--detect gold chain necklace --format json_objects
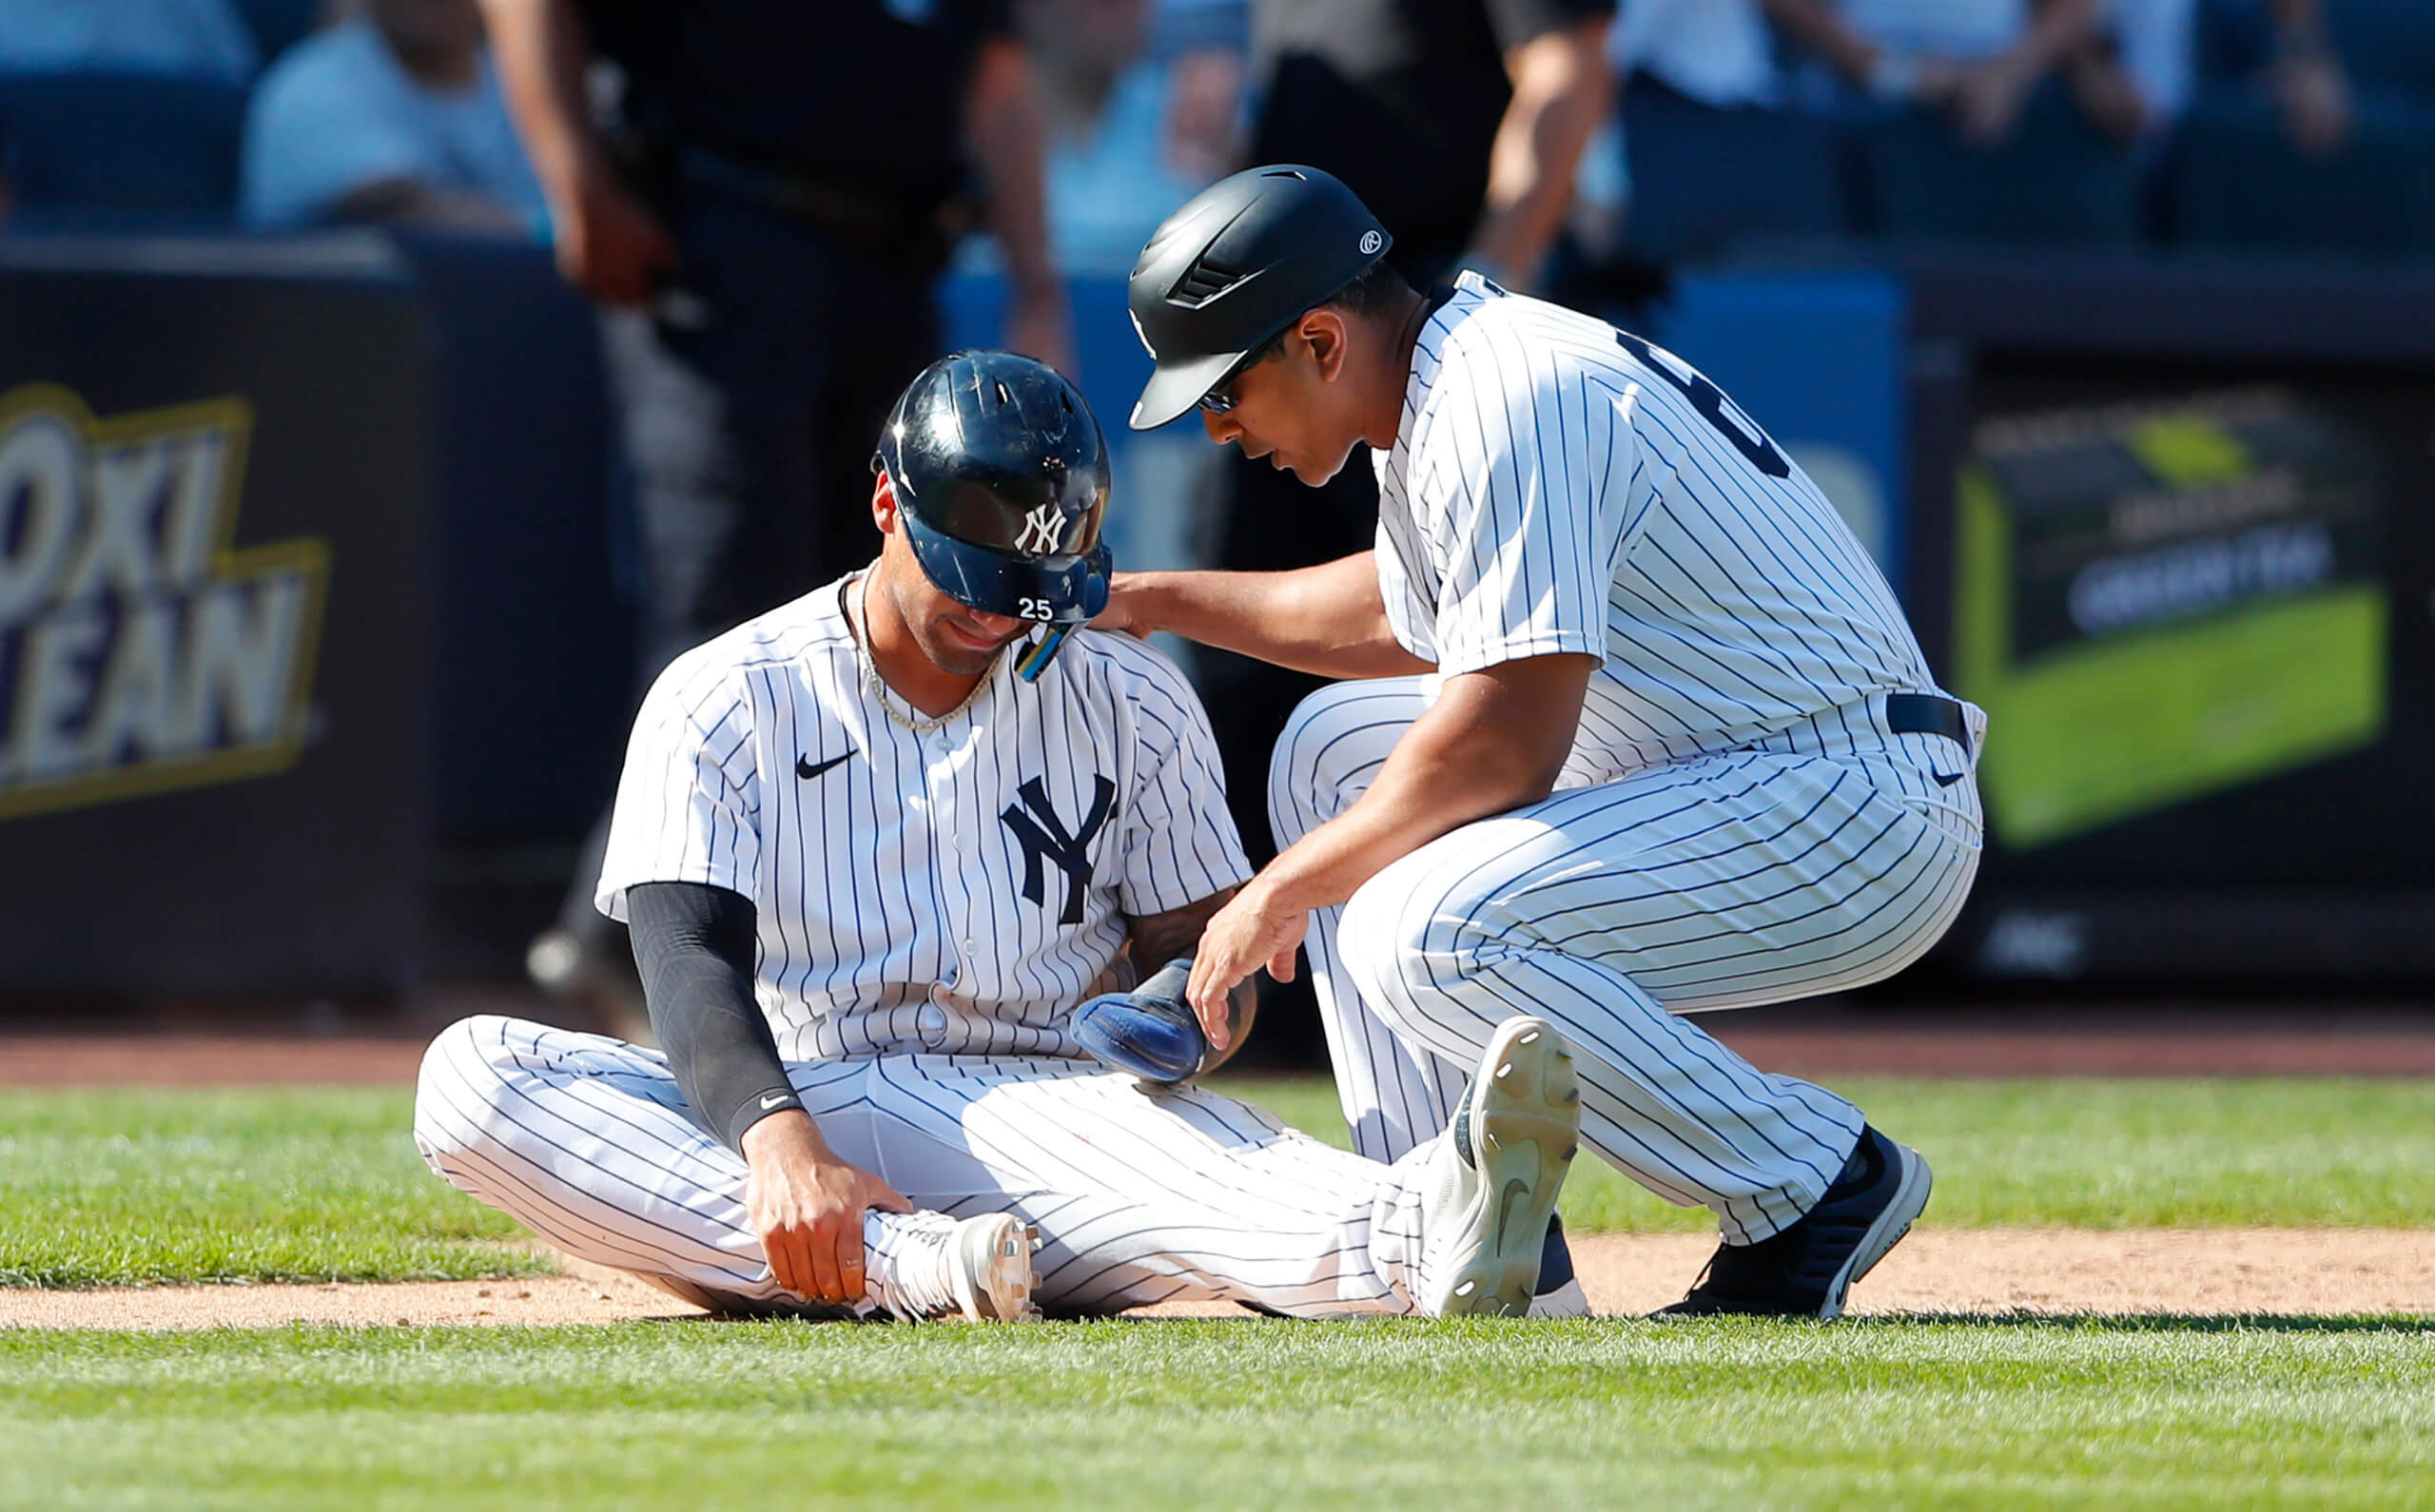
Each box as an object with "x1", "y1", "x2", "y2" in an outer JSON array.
[{"x1": 847, "y1": 573, "x2": 997, "y2": 734}]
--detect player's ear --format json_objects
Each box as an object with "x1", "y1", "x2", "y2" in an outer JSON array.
[
  {"x1": 871, "y1": 468, "x2": 899, "y2": 533},
  {"x1": 1304, "y1": 310, "x2": 1349, "y2": 383}
]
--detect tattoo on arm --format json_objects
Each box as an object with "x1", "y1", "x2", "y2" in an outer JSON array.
[{"x1": 1126, "y1": 888, "x2": 1259, "y2": 1072}]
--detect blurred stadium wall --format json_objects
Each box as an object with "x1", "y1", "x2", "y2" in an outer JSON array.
[{"x1": 0, "y1": 234, "x2": 2429, "y2": 999}]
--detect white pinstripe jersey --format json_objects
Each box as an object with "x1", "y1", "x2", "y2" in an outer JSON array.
[
  {"x1": 596, "y1": 574, "x2": 1251, "y2": 1062},
  {"x1": 1374, "y1": 273, "x2": 1947, "y2": 780}
]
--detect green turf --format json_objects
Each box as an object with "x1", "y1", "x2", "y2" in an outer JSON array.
[
  {"x1": 0, "y1": 1089, "x2": 542, "y2": 1288},
  {"x1": 3, "y1": 1320, "x2": 2430, "y2": 1510},
  {"x1": 1235, "y1": 1074, "x2": 2435, "y2": 1232},
  {"x1": 4, "y1": 1077, "x2": 2430, "y2": 1287}
]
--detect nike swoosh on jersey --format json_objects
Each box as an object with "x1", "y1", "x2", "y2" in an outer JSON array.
[
  {"x1": 797, "y1": 749, "x2": 854, "y2": 780},
  {"x1": 1931, "y1": 770, "x2": 1964, "y2": 787}
]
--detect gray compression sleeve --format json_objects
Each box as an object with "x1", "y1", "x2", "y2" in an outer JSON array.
[{"x1": 625, "y1": 882, "x2": 801, "y2": 1153}]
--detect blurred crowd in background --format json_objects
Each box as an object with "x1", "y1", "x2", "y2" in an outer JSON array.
[
  {"x1": 0, "y1": 0, "x2": 2425, "y2": 257},
  {"x1": 2, "y1": 1, "x2": 2429, "y2": 261},
  {"x1": 3, "y1": 0, "x2": 2429, "y2": 1019}
]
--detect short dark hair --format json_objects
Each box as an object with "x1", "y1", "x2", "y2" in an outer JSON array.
[
  {"x1": 1318, "y1": 259, "x2": 1412, "y2": 320},
  {"x1": 1233, "y1": 259, "x2": 1412, "y2": 381}
]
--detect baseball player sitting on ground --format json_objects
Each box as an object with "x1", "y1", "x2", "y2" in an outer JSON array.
[
  {"x1": 415, "y1": 351, "x2": 1581, "y2": 1321},
  {"x1": 1104, "y1": 166, "x2": 1987, "y2": 1319}
]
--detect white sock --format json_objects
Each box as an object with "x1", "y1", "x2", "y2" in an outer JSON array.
[{"x1": 860, "y1": 1209, "x2": 965, "y2": 1321}]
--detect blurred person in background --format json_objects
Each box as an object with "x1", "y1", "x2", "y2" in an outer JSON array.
[
  {"x1": 1765, "y1": 0, "x2": 2106, "y2": 145},
  {"x1": 1179, "y1": 0, "x2": 1614, "y2": 929},
  {"x1": 1609, "y1": 0, "x2": 1779, "y2": 119},
  {"x1": 2067, "y1": 0, "x2": 2353, "y2": 150},
  {"x1": 1158, "y1": 0, "x2": 1249, "y2": 187},
  {"x1": 0, "y1": 0, "x2": 259, "y2": 85},
  {"x1": 242, "y1": 0, "x2": 547, "y2": 232},
  {"x1": 481, "y1": 0, "x2": 1067, "y2": 1032},
  {"x1": 1247, "y1": 0, "x2": 1614, "y2": 291},
  {"x1": 1016, "y1": 0, "x2": 1223, "y2": 274},
  {"x1": 1575, "y1": 0, "x2": 1781, "y2": 260}
]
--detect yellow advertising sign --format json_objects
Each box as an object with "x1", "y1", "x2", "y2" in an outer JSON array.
[{"x1": 0, "y1": 384, "x2": 330, "y2": 820}]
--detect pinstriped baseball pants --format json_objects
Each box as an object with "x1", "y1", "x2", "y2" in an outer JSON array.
[
  {"x1": 415, "y1": 1015, "x2": 1448, "y2": 1317},
  {"x1": 1272, "y1": 676, "x2": 1983, "y2": 1244}
]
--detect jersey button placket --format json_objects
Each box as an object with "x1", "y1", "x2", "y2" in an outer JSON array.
[{"x1": 925, "y1": 724, "x2": 973, "y2": 1045}]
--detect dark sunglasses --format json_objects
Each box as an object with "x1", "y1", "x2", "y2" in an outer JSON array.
[{"x1": 1196, "y1": 329, "x2": 1292, "y2": 416}]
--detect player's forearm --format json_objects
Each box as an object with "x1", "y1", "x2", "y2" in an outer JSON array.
[
  {"x1": 1254, "y1": 658, "x2": 1592, "y2": 913},
  {"x1": 627, "y1": 882, "x2": 801, "y2": 1152},
  {"x1": 1115, "y1": 555, "x2": 1433, "y2": 679},
  {"x1": 1253, "y1": 748, "x2": 1537, "y2": 917},
  {"x1": 965, "y1": 38, "x2": 1061, "y2": 302},
  {"x1": 1471, "y1": 20, "x2": 1613, "y2": 286},
  {"x1": 478, "y1": 0, "x2": 607, "y2": 209}
]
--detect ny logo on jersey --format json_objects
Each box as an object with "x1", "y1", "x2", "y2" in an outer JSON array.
[
  {"x1": 1014, "y1": 504, "x2": 1064, "y2": 555},
  {"x1": 1001, "y1": 775, "x2": 1116, "y2": 925}
]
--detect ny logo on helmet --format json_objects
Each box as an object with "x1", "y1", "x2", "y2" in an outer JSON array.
[{"x1": 1015, "y1": 503, "x2": 1064, "y2": 554}]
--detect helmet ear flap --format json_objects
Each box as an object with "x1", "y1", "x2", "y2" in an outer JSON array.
[{"x1": 1082, "y1": 544, "x2": 1112, "y2": 619}]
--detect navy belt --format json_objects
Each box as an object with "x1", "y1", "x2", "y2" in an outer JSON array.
[{"x1": 1883, "y1": 693, "x2": 1970, "y2": 747}]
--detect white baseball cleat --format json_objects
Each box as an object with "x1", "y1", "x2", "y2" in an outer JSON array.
[
  {"x1": 947, "y1": 1213, "x2": 1042, "y2": 1321},
  {"x1": 1418, "y1": 1016, "x2": 1582, "y2": 1317}
]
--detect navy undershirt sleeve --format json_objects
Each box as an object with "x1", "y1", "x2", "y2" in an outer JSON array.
[{"x1": 626, "y1": 881, "x2": 801, "y2": 1153}]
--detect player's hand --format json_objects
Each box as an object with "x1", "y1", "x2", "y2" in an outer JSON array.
[
  {"x1": 551, "y1": 165, "x2": 679, "y2": 306},
  {"x1": 1186, "y1": 880, "x2": 1305, "y2": 1050},
  {"x1": 740, "y1": 1110, "x2": 912, "y2": 1306},
  {"x1": 1090, "y1": 572, "x2": 1159, "y2": 639}
]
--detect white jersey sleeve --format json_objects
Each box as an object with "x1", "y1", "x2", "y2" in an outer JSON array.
[
  {"x1": 1412, "y1": 318, "x2": 1631, "y2": 678},
  {"x1": 1095, "y1": 638, "x2": 1252, "y2": 921},
  {"x1": 594, "y1": 650, "x2": 765, "y2": 922}
]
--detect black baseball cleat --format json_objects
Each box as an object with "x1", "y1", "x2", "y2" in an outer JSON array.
[
  {"x1": 1526, "y1": 1214, "x2": 1589, "y2": 1317},
  {"x1": 1653, "y1": 1125, "x2": 1930, "y2": 1321}
]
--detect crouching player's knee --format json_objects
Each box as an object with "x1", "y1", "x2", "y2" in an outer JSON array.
[
  {"x1": 1338, "y1": 854, "x2": 1459, "y2": 1037},
  {"x1": 1267, "y1": 679, "x2": 1406, "y2": 847}
]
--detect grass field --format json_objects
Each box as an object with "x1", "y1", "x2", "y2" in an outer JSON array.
[
  {"x1": 5, "y1": 1320, "x2": 2431, "y2": 1509},
  {"x1": 5, "y1": 1077, "x2": 2431, "y2": 1286},
  {"x1": 5, "y1": 1076, "x2": 2431, "y2": 1509}
]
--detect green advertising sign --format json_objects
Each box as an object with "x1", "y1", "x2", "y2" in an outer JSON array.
[{"x1": 1955, "y1": 389, "x2": 2387, "y2": 849}]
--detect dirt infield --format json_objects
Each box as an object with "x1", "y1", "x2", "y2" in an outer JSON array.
[
  {"x1": 6, "y1": 1006, "x2": 2427, "y2": 1329},
  {"x1": 5, "y1": 1231, "x2": 2429, "y2": 1330}
]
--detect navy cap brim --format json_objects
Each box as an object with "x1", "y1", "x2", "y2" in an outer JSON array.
[
  {"x1": 1129, "y1": 349, "x2": 1244, "y2": 432},
  {"x1": 903, "y1": 512, "x2": 1098, "y2": 625}
]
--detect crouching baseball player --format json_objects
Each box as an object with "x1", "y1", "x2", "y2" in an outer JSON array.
[
  {"x1": 1109, "y1": 167, "x2": 1987, "y2": 1319},
  {"x1": 414, "y1": 352, "x2": 1579, "y2": 1321}
]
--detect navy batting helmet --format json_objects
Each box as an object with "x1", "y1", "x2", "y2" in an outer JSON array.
[
  {"x1": 1126, "y1": 165, "x2": 1393, "y2": 431},
  {"x1": 874, "y1": 351, "x2": 1112, "y2": 679}
]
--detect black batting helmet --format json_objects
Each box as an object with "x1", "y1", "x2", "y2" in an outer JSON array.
[
  {"x1": 873, "y1": 351, "x2": 1112, "y2": 678},
  {"x1": 1125, "y1": 165, "x2": 1393, "y2": 431}
]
